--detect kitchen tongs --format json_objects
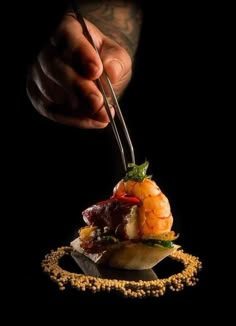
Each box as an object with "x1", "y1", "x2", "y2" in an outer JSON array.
[{"x1": 70, "y1": 3, "x2": 135, "y2": 172}]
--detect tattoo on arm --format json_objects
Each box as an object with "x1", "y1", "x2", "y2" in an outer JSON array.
[{"x1": 71, "y1": 0, "x2": 142, "y2": 58}]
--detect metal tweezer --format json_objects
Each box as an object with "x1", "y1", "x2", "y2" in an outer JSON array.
[{"x1": 70, "y1": 3, "x2": 135, "y2": 172}]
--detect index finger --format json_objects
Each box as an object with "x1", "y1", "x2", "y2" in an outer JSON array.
[{"x1": 51, "y1": 15, "x2": 103, "y2": 80}]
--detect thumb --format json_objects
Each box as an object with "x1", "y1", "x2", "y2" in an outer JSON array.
[{"x1": 100, "y1": 39, "x2": 132, "y2": 88}]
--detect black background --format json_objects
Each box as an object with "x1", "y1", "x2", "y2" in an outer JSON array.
[{"x1": 4, "y1": 1, "x2": 218, "y2": 323}]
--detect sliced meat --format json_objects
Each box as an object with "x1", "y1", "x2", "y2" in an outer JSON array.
[{"x1": 82, "y1": 198, "x2": 137, "y2": 239}]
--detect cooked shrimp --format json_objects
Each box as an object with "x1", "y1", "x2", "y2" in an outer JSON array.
[{"x1": 113, "y1": 162, "x2": 173, "y2": 239}]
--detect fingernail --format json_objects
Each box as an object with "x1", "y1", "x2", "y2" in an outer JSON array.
[
  {"x1": 108, "y1": 60, "x2": 123, "y2": 80},
  {"x1": 87, "y1": 62, "x2": 99, "y2": 76},
  {"x1": 87, "y1": 93, "x2": 103, "y2": 111}
]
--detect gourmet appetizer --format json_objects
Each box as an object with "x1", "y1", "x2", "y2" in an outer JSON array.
[{"x1": 71, "y1": 162, "x2": 179, "y2": 270}]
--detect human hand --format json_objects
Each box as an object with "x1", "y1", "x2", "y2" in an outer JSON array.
[{"x1": 26, "y1": 14, "x2": 132, "y2": 129}]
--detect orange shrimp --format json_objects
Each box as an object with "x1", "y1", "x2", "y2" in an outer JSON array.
[{"x1": 113, "y1": 178, "x2": 173, "y2": 239}]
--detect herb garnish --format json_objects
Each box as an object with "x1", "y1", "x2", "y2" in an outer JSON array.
[
  {"x1": 142, "y1": 239, "x2": 174, "y2": 248},
  {"x1": 124, "y1": 161, "x2": 152, "y2": 182}
]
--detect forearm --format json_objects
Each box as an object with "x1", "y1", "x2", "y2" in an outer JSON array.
[{"x1": 68, "y1": 0, "x2": 142, "y2": 59}]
